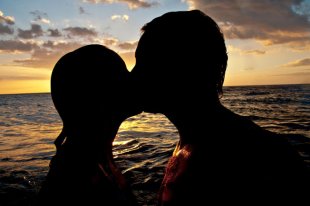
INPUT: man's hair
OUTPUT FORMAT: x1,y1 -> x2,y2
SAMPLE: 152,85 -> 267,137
136,10 -> 228,96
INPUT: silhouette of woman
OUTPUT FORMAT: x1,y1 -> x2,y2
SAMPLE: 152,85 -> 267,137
132,10 -> 309,205
38,44 -> 140,206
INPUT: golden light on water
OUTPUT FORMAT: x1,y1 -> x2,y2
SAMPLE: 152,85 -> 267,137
119,113 -> 177,134
113,139 -> 134,146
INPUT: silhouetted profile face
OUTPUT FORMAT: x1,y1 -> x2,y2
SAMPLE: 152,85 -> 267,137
132,10 -> 228,114
51,45 -> 139,138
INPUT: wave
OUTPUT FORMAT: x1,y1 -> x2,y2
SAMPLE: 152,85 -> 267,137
244,91 -> 271,96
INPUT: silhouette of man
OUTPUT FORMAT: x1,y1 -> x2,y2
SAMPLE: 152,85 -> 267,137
38,44 -> 140,206
131,10 -> 309,205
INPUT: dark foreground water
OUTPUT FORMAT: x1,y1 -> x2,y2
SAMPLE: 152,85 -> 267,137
1,84 -> 310,205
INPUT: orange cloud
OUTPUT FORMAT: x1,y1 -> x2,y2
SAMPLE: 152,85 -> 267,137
282,58 -> 310,67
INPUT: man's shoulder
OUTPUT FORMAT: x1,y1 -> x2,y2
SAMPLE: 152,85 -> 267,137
219,107 -> 265,133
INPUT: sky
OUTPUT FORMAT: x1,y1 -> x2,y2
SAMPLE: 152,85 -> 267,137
0,0 -> 309,94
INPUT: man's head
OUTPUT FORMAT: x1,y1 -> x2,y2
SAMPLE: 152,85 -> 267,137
132,10 -> 227,113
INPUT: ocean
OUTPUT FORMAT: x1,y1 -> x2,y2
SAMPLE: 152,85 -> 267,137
1,84 -> 310,205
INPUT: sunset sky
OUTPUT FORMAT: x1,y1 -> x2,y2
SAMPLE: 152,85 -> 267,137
0,0 -> 309,94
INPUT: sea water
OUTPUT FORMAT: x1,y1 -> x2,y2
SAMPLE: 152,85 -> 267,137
1,84 -> 309,205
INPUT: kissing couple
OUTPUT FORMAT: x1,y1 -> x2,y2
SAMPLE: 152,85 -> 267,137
38,10 -> 309,206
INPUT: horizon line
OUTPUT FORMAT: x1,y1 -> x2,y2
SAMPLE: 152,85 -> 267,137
1,83 -> 309,96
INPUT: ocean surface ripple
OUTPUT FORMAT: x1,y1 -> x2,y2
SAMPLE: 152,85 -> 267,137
0,85 -> 309,205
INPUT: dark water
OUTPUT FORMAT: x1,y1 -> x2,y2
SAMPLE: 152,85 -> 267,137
1,84 -> 309,205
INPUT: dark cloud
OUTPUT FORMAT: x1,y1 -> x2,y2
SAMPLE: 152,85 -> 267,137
30,10 -> 50,24
83,0 -> 158,9
48,28 -> 62,37
42,40 -> 54,48
30,10 -> 48,19
79,6 -> 87,14
18,24 -> 43,39
188,0 -> 310,47
0,10 -> 15,25
244,50 -> 266,55
118,41 -> 138,50
0,11 -> 14,35
0,23 -> 14,35
0,40 -> 37,52
283,58 -> 310,67
63,27 -> 97,37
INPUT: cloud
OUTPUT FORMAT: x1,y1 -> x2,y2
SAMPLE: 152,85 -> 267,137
42,41 -> 82,51
0,11 -> 15,34
0,40 -> 37,52
243,67 -> 255,71
187,0 -> 310,48
227,45 -> 266,55
283,58 -> 310,67
12,38 -> 136,68
79,6 -> 87,14
111,14 -> 129,21
94,36 -> 138,51
14,41 -> 83,68
82,0 -> 158,9
30,10 -> 50,24
103,37 -> 119,46
0,75 -> 49,81
40,18 -> 51,24
0,23 -> 14,35
18,24 -> 43,39
274,71 -> 310,76
118,41 -> 138,50
63,26 -> 97,37
48,28 -> 62,37
244,50 -> 266,55
0,10 -> 15,25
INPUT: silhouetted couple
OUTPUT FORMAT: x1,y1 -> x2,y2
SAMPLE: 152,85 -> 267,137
38,10 -> 309,206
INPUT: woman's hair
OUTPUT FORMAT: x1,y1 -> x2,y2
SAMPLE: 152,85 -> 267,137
51,44 -> 128,126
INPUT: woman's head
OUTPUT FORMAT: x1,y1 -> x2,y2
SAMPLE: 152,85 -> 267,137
51,44 -> 140,136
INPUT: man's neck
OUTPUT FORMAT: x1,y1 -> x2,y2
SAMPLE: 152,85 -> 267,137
164,100 -> 224,146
